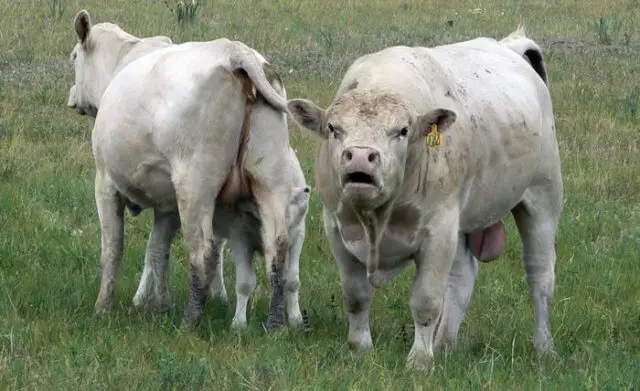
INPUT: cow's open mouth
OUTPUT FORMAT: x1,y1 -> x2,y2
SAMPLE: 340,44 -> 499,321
344,172 -> 376,187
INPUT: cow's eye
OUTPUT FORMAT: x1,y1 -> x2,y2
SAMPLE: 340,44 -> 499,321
327,123 -> 342,139
398,126 -> 409,138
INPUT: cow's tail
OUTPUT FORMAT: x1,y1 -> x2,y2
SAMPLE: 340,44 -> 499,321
217,42 -> 289,206
500,25 -> 549,86
228,42 -> 289,112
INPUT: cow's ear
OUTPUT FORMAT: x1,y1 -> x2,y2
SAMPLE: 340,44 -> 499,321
287,99 -> 329,139
74,10 -> 92,44
410,108 -> 457,144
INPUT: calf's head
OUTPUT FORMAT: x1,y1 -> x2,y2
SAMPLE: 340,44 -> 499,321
288,89 -> 456,209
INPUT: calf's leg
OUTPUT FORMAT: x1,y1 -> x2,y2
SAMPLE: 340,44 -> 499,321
252,186 -> 290,331
209,238 -> 228,303
284,229 -> 305,327
230,238 -> 256,329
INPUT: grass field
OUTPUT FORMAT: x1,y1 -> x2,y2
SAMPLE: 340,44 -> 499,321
1,0 -> 639,389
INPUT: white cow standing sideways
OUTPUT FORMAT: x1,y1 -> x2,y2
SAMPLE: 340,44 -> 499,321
66,12 -> 310,326
66,16 -> 233,306
288,27 -> 563,370
70,10 -> 310,330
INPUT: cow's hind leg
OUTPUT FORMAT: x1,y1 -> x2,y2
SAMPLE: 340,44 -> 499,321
175,179 -> 223,331
512,186 -> 561,356
133,210 -> 181,311
434,234 -> 479,351
252,186 -> 290,331
94,171 -> 126,313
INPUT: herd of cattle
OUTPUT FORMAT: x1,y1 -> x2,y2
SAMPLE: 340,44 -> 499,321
66,9 -> 563,370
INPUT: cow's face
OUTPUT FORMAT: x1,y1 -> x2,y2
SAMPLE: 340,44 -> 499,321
288,90 -> 456,209
68,10 -> 136,117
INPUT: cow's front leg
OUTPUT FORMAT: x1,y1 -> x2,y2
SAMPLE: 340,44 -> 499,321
408,210 -> 459,371
324,212 -> 373,351
133,209 -> 180,311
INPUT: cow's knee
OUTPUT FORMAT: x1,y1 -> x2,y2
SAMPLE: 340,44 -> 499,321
284,278 -> 299,295
411,293 -> 442,327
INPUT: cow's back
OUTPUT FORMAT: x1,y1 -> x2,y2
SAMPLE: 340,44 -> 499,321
93,39 -> 248,211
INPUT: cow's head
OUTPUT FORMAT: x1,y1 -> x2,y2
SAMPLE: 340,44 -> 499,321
288,89 -> 456,209
68,10 -> 171,117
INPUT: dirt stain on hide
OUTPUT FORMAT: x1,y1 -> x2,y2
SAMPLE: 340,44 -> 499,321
331,89 -> 406,119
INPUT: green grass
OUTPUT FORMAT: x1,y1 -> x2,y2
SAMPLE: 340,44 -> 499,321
1,0 -> 640,389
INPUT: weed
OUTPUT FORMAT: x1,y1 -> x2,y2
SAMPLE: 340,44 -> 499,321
588,16 -> 634,45
164,0 -> 199,26
49,0 -> 66,22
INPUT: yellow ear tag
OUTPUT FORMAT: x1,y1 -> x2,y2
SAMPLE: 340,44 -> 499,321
425,124 -> 444,148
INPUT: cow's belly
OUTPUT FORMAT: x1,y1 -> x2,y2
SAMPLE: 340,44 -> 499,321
459,152 -> 537,232
104,154 -> 177,213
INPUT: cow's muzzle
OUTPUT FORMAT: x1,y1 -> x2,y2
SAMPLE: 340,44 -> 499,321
340,146 -> 380,189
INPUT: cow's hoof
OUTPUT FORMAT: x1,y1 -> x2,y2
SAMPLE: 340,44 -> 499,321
266,316 -> 287,332
265,321 -> 286,332
179,319 -> 199,333
406,348 -> 434,373
155,296 -> 173,313
534,334 -> 554,357
230,317 -> 247,330
209,286 -> 228,305
348,332 -> 373,352
287,313 -> 304,328
94,299 -> 114,314
132,294 -> 147,309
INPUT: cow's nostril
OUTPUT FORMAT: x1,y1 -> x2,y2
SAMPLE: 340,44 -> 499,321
368,151 -> 379,163
345,150 -> 353,161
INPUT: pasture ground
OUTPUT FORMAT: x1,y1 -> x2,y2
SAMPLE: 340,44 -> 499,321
1,0 -> 639,389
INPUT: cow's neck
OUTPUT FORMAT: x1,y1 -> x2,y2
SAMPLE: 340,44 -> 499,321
350,200 -> 395,288
94,40 -> 141,109
400,141 -> 434,199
